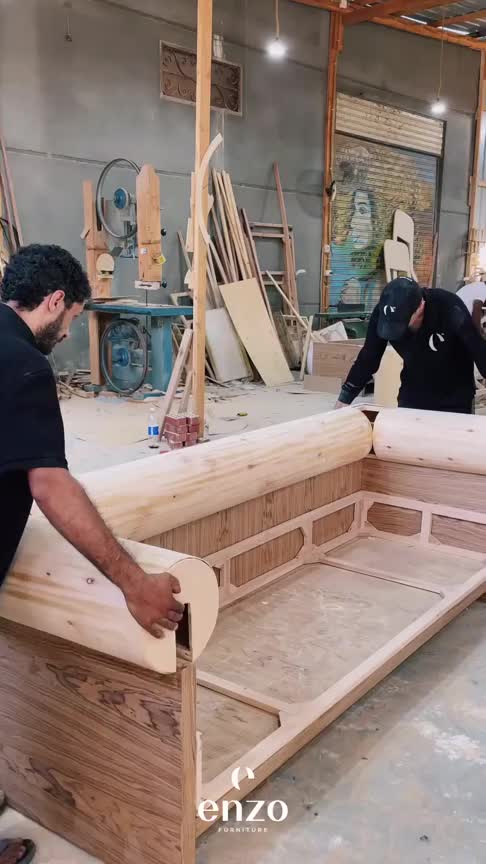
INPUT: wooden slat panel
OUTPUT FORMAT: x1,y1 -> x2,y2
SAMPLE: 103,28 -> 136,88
367,502 -> 421,536
313,505 -> 355,546
363,457 -> 486,514
0,621 -> 195,864
147,462 -> 362,557
431,515 -> 486,554
231,529 -> 304,588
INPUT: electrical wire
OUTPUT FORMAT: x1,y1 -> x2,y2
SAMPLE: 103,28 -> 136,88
437,13 -> 445,102
275,0 -> 280,41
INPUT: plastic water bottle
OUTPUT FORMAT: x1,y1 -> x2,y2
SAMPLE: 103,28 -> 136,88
148,406 -> 160,449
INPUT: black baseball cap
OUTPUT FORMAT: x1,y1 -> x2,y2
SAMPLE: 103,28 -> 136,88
377,277 -> 424,341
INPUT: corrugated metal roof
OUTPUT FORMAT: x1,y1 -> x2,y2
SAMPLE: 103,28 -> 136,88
344,0 -> 486,38
399,0 -> 486,34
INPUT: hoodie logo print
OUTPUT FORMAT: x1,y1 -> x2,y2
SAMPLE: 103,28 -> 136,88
429,332 -> 445,352
384,305 -> 396,316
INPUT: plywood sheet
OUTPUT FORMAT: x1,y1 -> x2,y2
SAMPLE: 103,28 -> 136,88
198,563 -> 435,704
197,687 -> 278,783
431,514 -> 486,554
313,505 -> 355,546
363,457 -> 486,513
367,502 -> 421,536
206,307 -> 250,383
330,536 -> 481,585
220,279 -> 293,386
146,462 -> 362,557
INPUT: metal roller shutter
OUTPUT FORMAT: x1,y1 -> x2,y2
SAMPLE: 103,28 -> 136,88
336,94 -> 444,157
330,96 -> 443,312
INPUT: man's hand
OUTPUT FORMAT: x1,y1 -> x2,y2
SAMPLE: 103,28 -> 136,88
123,572 -> 185,638
334,400 -> 347,409
30,468 -> 186,639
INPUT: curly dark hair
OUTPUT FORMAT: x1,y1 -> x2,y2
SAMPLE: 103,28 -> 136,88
1,244 -> 91,310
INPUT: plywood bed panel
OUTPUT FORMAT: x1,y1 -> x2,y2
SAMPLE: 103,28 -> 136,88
327,536 -> 482,588
198,563 -> 436,705
197,687 -> 278,783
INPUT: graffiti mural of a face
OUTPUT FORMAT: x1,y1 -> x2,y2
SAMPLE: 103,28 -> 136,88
349,190 -> 373,251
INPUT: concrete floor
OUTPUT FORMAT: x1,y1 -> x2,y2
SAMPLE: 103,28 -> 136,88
3,384 -> 486,863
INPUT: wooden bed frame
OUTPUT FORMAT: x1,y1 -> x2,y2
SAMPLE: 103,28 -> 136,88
1,407 -> 486,864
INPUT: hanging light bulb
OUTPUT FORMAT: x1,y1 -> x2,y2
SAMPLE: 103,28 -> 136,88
267,0 -> 287,60
431,98 -> 447,115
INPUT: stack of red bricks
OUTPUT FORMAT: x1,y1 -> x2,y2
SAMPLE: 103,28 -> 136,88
163,412 -> 200,450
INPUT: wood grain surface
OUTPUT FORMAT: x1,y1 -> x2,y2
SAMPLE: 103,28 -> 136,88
431,514 -> 486,554
367,502 -> 421,536
312,504 -> 355,546
0,620 -> 196,864
363,458 -> 486,513
148,462 -> 362,557
231,529 -> 304,587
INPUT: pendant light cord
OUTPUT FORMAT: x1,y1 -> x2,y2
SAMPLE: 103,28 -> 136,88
437,13 -> 445,101
275,0 -> 280,40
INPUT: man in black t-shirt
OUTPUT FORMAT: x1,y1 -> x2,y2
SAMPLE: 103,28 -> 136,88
0,246 -> 184,863
337,277 -> 486,414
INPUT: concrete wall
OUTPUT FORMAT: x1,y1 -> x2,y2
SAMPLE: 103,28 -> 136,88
0,0 -> 328,368
339,21 -> 481,294
0,2 -> 480,369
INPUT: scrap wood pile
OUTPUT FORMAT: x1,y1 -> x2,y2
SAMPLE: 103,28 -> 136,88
160,162 -> 334,448
177,162 -> 329,389
0,134 -> 22,276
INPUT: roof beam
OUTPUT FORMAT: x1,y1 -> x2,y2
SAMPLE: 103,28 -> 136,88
430,7 -> 486,27
346,0 -> 450,26
290,0 -> 486,49
372,13 -> 486,47
290,0 -> 348,10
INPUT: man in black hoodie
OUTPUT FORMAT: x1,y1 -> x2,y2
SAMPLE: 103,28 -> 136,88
337,277 -> 486,414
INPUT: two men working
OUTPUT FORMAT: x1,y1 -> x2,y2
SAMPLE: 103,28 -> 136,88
0,249 -> 485,863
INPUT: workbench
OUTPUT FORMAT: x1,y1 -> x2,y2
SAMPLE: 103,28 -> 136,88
85,301 -> 194,392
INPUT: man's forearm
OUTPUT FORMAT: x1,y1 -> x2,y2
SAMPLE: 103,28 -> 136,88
29,467 -> 143,596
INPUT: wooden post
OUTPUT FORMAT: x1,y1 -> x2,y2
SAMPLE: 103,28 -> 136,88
467,53 -> 486,278
321,13 -> 343,311
192,0 -> 213,434
136,164 -> 163,283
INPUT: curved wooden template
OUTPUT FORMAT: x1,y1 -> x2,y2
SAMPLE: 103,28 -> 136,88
1,518 -> 219,674
196,133 -> 223,246
77,409 -> 373,542
373,408 -> 486,476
